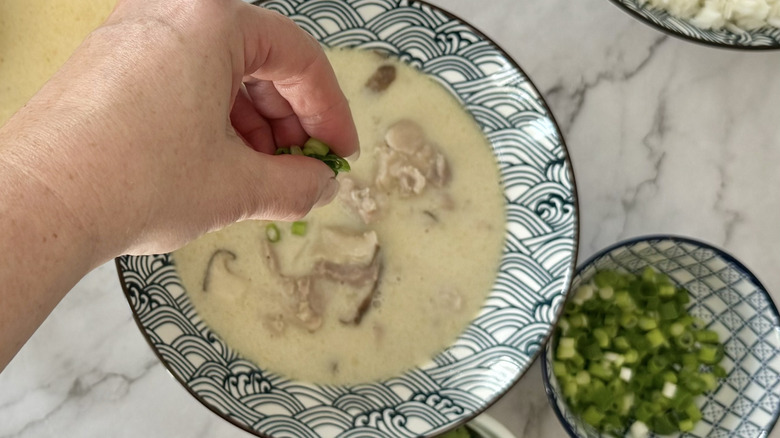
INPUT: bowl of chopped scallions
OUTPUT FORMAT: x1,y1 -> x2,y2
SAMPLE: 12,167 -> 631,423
541,235 -> 780,438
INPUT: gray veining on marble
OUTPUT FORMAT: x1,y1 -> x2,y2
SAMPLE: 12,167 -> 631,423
2,0 -> 780,437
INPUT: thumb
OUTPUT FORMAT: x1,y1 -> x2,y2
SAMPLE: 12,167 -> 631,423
225,145 -> 340,223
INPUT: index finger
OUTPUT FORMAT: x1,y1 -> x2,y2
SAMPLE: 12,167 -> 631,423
237,5 -> 359,158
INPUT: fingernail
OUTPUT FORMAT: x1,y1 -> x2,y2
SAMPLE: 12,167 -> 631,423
346,148 -> 360,161
314,177 -> 339,208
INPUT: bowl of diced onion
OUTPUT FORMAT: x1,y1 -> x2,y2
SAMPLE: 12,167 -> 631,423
608,0 -> 780,49
541,235 -> 780,438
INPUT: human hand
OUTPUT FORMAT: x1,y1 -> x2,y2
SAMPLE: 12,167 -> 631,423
0,0 -> 358,259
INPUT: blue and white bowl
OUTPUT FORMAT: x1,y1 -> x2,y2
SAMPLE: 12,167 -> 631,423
542,235 -> 780,438
609,0 -> 780,49
115,1 -> 579,437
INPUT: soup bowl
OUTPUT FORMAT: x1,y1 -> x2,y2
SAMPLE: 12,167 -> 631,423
608,0 -> 780,49
541,235 -> 780,437
115,1 -> 578,436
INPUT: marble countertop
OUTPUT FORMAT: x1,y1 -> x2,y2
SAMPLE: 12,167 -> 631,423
2,0 -> 780,437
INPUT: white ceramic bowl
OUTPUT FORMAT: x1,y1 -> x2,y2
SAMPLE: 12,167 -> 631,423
115,1 -> 579,437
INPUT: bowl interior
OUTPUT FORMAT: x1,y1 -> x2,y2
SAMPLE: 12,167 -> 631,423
610,0 -> 780,49
543,236 -> 780,438
116,1 -> 578,437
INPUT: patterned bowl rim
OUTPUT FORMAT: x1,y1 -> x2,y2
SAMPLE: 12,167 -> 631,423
114,0 -> 580,436
607,0 -> 780,51
540,234 -> 780,438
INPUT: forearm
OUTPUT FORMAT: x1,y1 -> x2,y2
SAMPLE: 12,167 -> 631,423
0,127 -> 103,371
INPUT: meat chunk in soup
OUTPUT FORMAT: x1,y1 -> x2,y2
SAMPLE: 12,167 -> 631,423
338,177 -> 382,224
376,119 -> 450,196
262,228 -> 382,331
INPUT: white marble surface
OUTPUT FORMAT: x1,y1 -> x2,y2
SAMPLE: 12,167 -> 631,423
2,0 -> 780,437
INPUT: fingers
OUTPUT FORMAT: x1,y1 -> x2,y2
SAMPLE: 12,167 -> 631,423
237,5 -> 359,158
230,85 -> 275,154
224,141 -> 340,223
241,79 -> 309,149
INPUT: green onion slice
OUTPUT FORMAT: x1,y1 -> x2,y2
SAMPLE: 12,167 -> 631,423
551,268 -> 725,437
265,223 -> 280,243
291,221 -> 308,236
275,137 -> 351,175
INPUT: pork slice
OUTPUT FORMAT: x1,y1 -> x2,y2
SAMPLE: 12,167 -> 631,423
312,228 -> 379,267
395,165 -> 427,196
312,228 -> 382,325
426,149 -> 450,188
261,241 -> 325,332
291,277 -> 323,331
374,147 -> 403,192
317,250 -> 382,325
338,177 -> 381,224
261,227 -> 383,328
376,120 -> 450,196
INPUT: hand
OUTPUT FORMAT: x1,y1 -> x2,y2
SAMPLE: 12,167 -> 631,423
0,0 -> 358,371
0,0 -> 359,257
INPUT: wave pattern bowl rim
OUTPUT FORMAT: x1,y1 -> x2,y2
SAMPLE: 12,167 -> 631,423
115,0 -> 579,437
541,235 -> 780,438
608,0 -> 780,50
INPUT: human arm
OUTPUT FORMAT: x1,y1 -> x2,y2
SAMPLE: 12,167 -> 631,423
0,0 -> 358,370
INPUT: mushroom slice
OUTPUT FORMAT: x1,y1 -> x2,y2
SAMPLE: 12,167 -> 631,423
365,64 -> 396,92
202,249 -> 247,295
384,119 -> 426,155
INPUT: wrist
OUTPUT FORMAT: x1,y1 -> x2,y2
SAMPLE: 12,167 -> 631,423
0,119 -> 109,270
0,127 -> 106,370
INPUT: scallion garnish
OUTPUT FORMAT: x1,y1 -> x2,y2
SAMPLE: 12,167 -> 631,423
551,268 -> 726,437
275,137 -> 351,175
265,223 -> 280,243
291,221 -> 308,236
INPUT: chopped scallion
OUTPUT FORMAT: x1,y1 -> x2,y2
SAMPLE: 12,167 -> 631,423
659,284 -> 676,297
646,328 -> 666,348
599,286 -> 615,300
291,221 -> 308,236
275,137 -> 351,175
265,223 -> 280,243
552,268 -> 725,437
583,406 -> 605,426
303,138 -> 330,156
593,328 -> 610,348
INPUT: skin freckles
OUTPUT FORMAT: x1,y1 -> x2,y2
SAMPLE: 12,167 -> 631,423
0,0 -> 358,371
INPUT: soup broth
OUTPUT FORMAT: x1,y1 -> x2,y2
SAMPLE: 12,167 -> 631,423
175,48 -> 506,385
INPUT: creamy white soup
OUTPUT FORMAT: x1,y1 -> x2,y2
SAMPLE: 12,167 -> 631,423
174,48 -> 506,385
